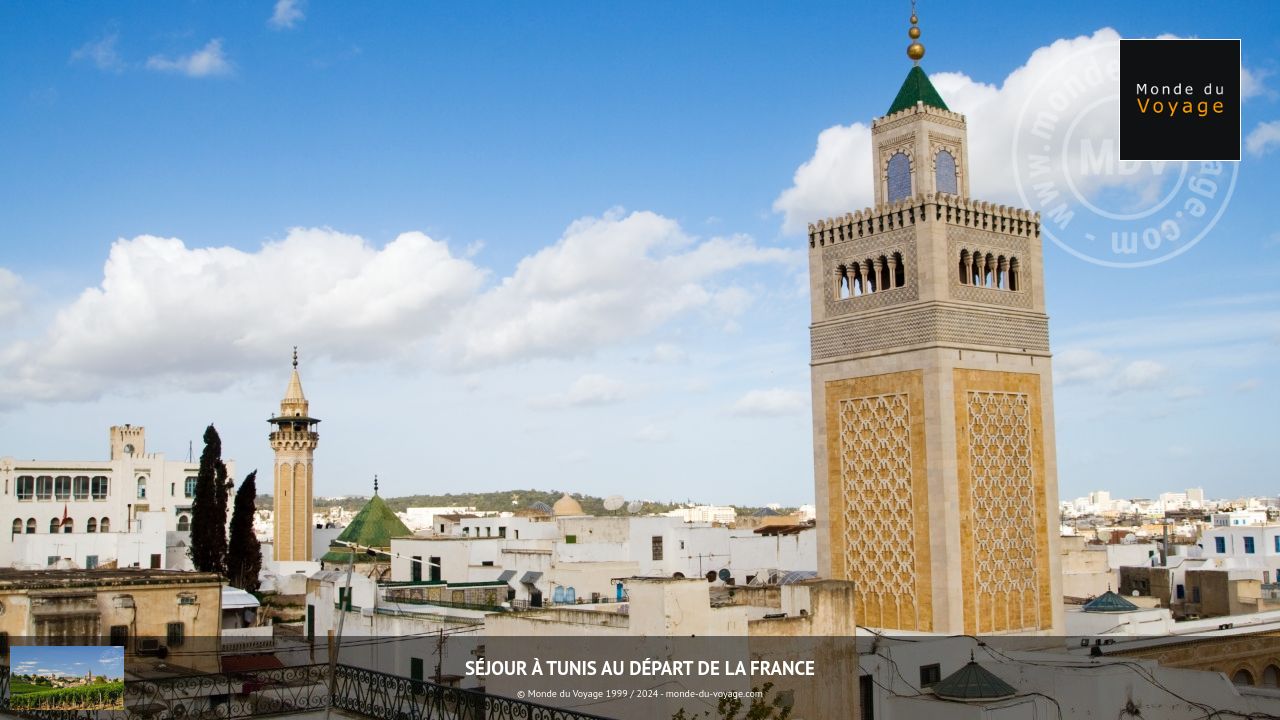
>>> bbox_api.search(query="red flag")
[62,503,69,524]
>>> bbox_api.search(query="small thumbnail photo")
[8,645,125,711]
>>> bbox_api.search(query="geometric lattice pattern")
[837,393,920,629]
[966,391,1040,632]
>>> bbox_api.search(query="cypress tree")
[226,470,263,591]
[189,424,229,574]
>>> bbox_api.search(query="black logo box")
[1120,38,1240,161]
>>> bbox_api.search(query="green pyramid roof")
[1082,590,1139,613]
[932,659,1016,702]
[321,494,411,564]
[887,66,949,115]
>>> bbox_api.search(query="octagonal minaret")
[269,348,320,563]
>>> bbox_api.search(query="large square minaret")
[809,17,1062,635]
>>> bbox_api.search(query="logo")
[1012,39,1237,268]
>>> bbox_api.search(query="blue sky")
[0,1,1277,505]
[11,645,123,680]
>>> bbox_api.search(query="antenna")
[626,500,643,514]
[603,495,625,512]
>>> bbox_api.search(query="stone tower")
[270,348,320,563]
[808,26,1062,635]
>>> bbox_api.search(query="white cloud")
[1246,120,1280,156]
[1235,378,1263,394]
[1054,348,1116,386]
[1242,65,1270,101]
[0,229,484,405]
[633,423,672,443]
[731,388,807,417]
[0,211,795,408]
[1113,360,1168,392]
[71,32,125,73]
[1169,386,1203,401]
[269,0,306,30]
[0,267,23,323]
[773,29,1270,234]
[529,374,627,409]
[773,123,874,234]
[434,208,794,368]
[146,39,233,78]
[1055,349,1171,394]
[644,343,688,364]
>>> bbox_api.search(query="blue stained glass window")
[887,153,912,202]
[935,150,958,194]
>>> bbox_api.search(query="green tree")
[189,424,230,573]
[226,469,263,591]
[671,683,792,720]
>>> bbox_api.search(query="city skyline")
[0,2,1277,505]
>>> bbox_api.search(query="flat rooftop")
[0,568,222,590]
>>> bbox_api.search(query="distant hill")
[255,489,793,518]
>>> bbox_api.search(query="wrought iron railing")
[331,665,614,720]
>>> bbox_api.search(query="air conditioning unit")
[136,638,165,656]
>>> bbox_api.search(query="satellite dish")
[626,500,643,514]
[717,569,732,583]
[604,495,625,511]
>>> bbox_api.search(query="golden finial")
[292,346,298,370]
[373,474,378,495]
[907,1,925,63]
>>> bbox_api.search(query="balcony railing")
[332,665,612,720]
[1,663,612,720]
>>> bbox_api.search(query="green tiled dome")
[932,658,1016,702]
[320,494,411,564]
[1082,590,1139,613]
[887,66,949,115]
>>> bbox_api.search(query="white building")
[389,509,816,608]
[663,504,737,524]
[1200,524,1280,581]
[0,425,234,570]
[1213,510,1269,527]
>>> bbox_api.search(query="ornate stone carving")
[811,305,1049,361]
[965,389,1041,632]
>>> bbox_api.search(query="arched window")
[177,515,191,532]
[99,517,110,533]
[1264,665,1280,688]
[26,518,36,534]
[837,265,851,299]
[935,149,958,195]
[959,249,971,284]
[1008,257,1020,291]
[62,518,73,533]
[997,255,1008,289]
[984,253,996,287]
[87,517,97,534]
[887,152,912,202]
[49,517,61,534]
[11,518,21,535]
[137,477,147,499]
[893,251,906,288]
[1233,669,1256,686]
